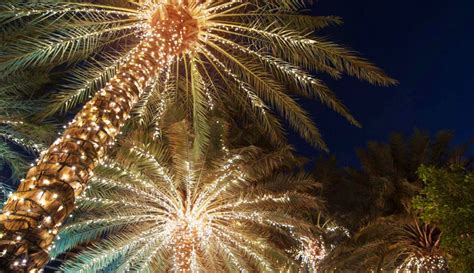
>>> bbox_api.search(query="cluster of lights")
[51,122,315,272]
[0,119,24,126]
[6,4,137,18]
[396,255,448,272]
[198,46,267,111]
[213,35,330,100]
[0,119,45,154]
[295,235,328,271]
[0,132,44,155]
[290,220,351,272]
[135,58,175,139]
[170,216,211,273]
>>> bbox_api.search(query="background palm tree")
[0,0,395,269]
[315,130,472,272]
[314,130,472,230]
[319,217,447,273]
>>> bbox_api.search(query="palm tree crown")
[1,0,396,150]
[51,119,321,272]
[316,130,472,272]
[319,217,448,273]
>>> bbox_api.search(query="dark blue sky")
[291,0,474,166]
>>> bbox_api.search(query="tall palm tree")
[48,118,322,272]
[0,0,395,269]
[0,96,317,272]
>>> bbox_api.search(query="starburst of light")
[293,221,350,272]
[51,121,319,272]
[295,235,327,271]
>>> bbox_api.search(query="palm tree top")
[51,119,322,272]
[1,0,397,151]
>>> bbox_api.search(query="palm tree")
[294,212,350,273]
[45,118,322,272]
[319,217,448,273]
[315,130,473,230]
[316,130,472,272]
[0,0,395,269]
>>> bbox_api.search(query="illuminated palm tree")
[49,119,321,272]
[0,0,395,269]
[294,213,350,273]
[319,217,448,273]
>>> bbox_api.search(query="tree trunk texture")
[172,225,199,273]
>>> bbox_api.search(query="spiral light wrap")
[0,6,199,271]
[173,223,200,273]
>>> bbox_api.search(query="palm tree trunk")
[0,6,198,271]
[173,225,198,273]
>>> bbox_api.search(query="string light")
[396,255,448,272]
[291,221,351,272]
[52,121,316,272]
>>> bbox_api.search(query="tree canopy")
[414,165,474,272]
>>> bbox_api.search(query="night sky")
[292,0,474,166]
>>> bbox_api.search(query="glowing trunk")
[173,224,199,273]
[0,6,198,271]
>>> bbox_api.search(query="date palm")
[0,0,395,269]
[316,131,472,272]
[315,130,473,230]
[48,119,322,272]
[319,217,448,273]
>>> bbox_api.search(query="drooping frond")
[0,142,28,182]
[0,101,58,183]
[43,51,132,116]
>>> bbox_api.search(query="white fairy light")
[54,124,314,272]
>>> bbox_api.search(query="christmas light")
[396,255,448,272]
[53,122,318,272]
